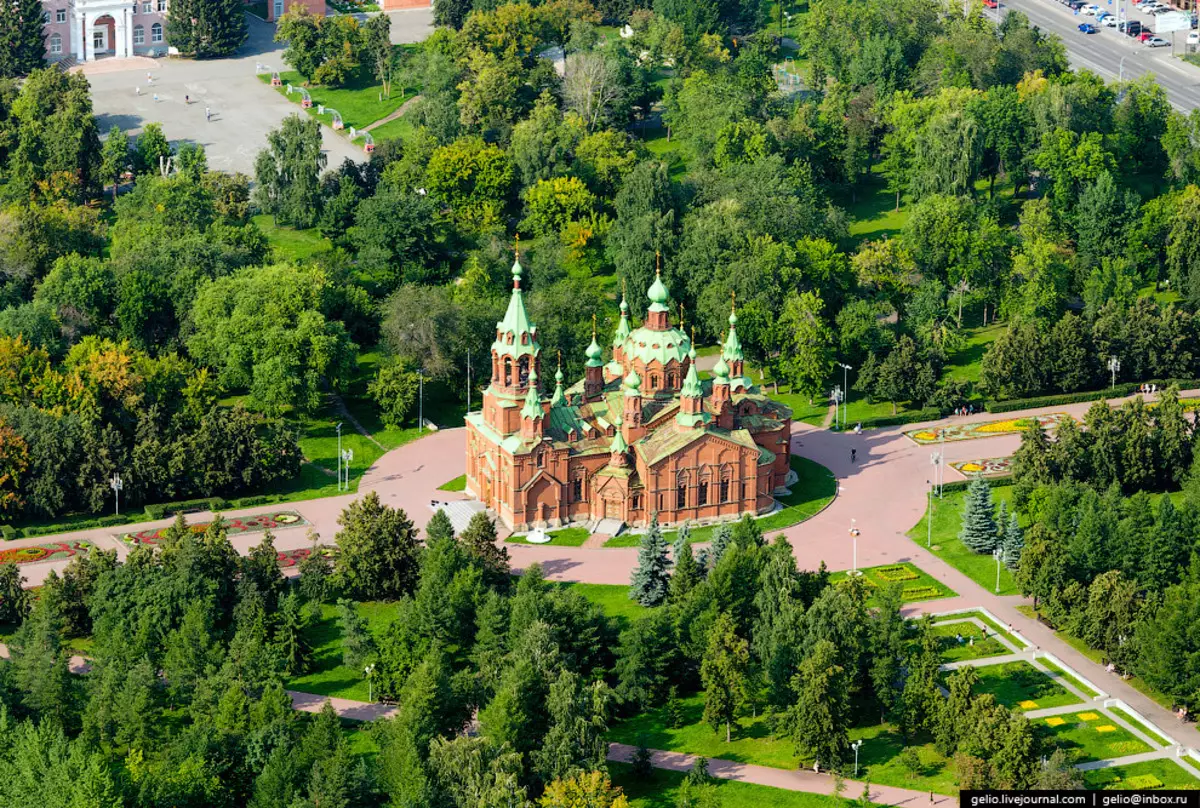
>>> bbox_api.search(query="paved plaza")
[83,9,432,175]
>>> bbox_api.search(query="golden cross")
[514,233,520,259]
[731,290,737,313]
[655,251,661,275]
[592,313,597,339]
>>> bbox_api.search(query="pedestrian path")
[287,690,397,721]
[940,652,1027,671]
[1076,749,1173,771]
[607,743,957,807]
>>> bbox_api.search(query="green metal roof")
[585,335,603,367]
[712,354,730,382]
[681,355,702,398]
[647,271,670,313]
[492,258,539,361]
[723,316,744,363]
[612,296,631,348]
[624,325,690,368]
[520,370,543,419]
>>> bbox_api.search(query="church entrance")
[93,15,116,57]
[604,496,623,520]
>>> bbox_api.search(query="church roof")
[723,308,744,363]
[634,421,760,468]
[647,270,670,313]
[624,325,690,368]
[492,257,539,360]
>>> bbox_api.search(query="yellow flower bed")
[1096,725,1117,733]
[1078,712,1100,721]
[914,431,938,441]
[1124,775,1165,789]
[975,419,1030,434]
[1019,700,1039,710]
[960,462,984,472]
[1045,717,1066,727]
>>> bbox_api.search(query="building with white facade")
[42,0,171,63]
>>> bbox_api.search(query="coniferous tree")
[708,523,732,570]
[333,492,421,600]
[869,584,905,721]
[0,0,46,78]
[1001,513,1024,570]
[669,541,702,601]
[338,598,376,670]
[276,591,312,677]
[0,562,29,624]
[299,534,334,604]
[425,509,455,543]
[629,515,672,607]
[459,512,511,587]
[788,638,850,770]
[959,477,998,553]
[700,611,750,742]
[167,0,249,58]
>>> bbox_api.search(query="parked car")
[1138,30,1155,40]
[982,0,998,7]
[1102,14,1119,25]
[1147,35,1170,45]
[1082,4,1100,14]
[1121,20,1144,34]
[1079,22,1098,32]
[1187,30,1199,43]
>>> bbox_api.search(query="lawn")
[943,323,1006,387]
[259,71,412,131]
[507,527,591,547]
[556,581,650,631]
[966,661,1083,712]
[636,124,690,181]
[932,609,1026,650]
[438,475,467,492]
[906,485,1020,596]
[610,763,875,808]
[605,456,836,548]
[828,563,957,605]
[1034,710,1151,765]
[916,620,1010,664]
[1083,759,1200,790]
[1109,705,1171,747]
[1038,657,1101,699]
[252,213,332,263]
[286,600,397,702]
[609,693,959,794]
[367,114,416,144]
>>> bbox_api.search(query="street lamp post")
[1108,355,1121,389]
[849,519,861,575]
[993,547,1002,593]
[418,369,425,432]
[109,473,123,516]
[336,422,343,491]
[927,480,934,548]
[852,739,864,777]
[365,663,375,702]
[342,449,354,491]
[839,363,852,429]
[930,451,942,499]
[831,385,843,430]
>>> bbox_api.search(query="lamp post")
[1108,355,1121,389]
[336,422,343,491]
[930,451,942,499]
[927,480,934,548]
[849,519,861,576]
[831,385,843,430]
[418,369,425,432]
[365,663,375,702]
[342,449,354,491]
[109,473,123,516]
[467,349,472,413]
[852,739,863,777]
[839,363,852,429]
[993,546,1002,593]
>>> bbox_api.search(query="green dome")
[623,369,642,392]
[729,309,738,327]
[511,258,523,279]
[625,325,690,368]
[712,355,730,382]
[585,336,603,367]
[647,272,670,313]
[619,295,628,313]
[554,365,563,383]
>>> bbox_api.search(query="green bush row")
[6,513,130,541]
[144,497,228,520]
[985,379,1200,413]
[857,408,945,429]
[939,476,1015,494]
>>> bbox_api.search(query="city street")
[1003,0,1200,109]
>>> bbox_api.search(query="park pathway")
[362,93,422,132]
[607,743,957,807]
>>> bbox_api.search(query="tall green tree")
[167,0,249,58]
[959,477,997,553]
[629,515,672,607]
[788,638,850,770]
[99,127,130,203]
[775,290,834,404]
[0,0,46,78]
[700,611,750,742]
[254,114,327,229]
[333,492,422,600]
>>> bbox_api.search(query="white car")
[1082,3,1100,14]
[1147,35,1170,46]
[1102,14,1120,25]
[1188,30,1200,43]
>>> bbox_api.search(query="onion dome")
[623,368,642,394]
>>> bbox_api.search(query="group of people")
[136,73,212,120]
[1139,383,1159,395]
[953,404,977,416]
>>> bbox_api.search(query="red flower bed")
[276,545,339,568]
[0,540,94,566]
[121,511,308,548]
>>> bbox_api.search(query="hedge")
[16,513,129,539]
[986,379,1200,414]
[1,525,16,541]
[939,476,1015,494]
[226,494,275,509]
[144,497,228,520]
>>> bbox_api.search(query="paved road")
[1003,0,1200,109]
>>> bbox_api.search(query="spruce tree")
[425,509,455,543]
[958,477,997,553]
[629,515,672,606]
[996,500,1009,546]
[276,591,312,677]
[670,540,702,601]
[0,0,46,78]
[673,523,691,561]
[458,512,510,587]
[709,523,732,570]
[168,0,248,58]
[1001,513,1024,570]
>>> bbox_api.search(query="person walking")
[184,94,189,105]
[851,448,857,463]
[205,107,211,121]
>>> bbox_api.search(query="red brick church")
[464,255,793,532]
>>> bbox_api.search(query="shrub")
[874,565,918,582]
[145,497,228,520]
[0,525,16,541]
[985,379,1200,413]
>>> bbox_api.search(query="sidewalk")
[608,743,957,807]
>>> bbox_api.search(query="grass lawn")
[605,456,836,548]
[286,600,397,702]
[252,213,332,263]
[259,71,413,131]
[915,620,1010,664]
[610,694,958,794]
[1038,657,1101,699]
[1109,705,1171,747]
[943,323,1006,388]
[932,610,1026,650]
[636,123,690,181]
[1033,710,1151,765]
[906,486,1020,596]
[438,475,467,492]
[766,389,830,427]
[966,661,1083,712]
[1084,759,1200,790]
[507,527,591,547]
[610,763,874,808]
[368,114,416,144]
[556,582,650,631]
[828,563,957,605]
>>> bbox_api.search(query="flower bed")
[901,586,944,601]
[276,545,339,568]
[950,456,1013,477]
[0,540,95,566]
[121,511,308,548]
[875,564,919,582]
[905,413,1073,444]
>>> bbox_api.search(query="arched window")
[133,25,144,45]
[571,476,583,502]
[49,33,62,54]
[668,372,677,388]
[503,356,513,386]
[676,470,688,510]
[720,465,733,502]
[536,451,544,468]
[697,469,710,507]
[518,355,530,385]
[650,374,660,390]
[151,22,163,42]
